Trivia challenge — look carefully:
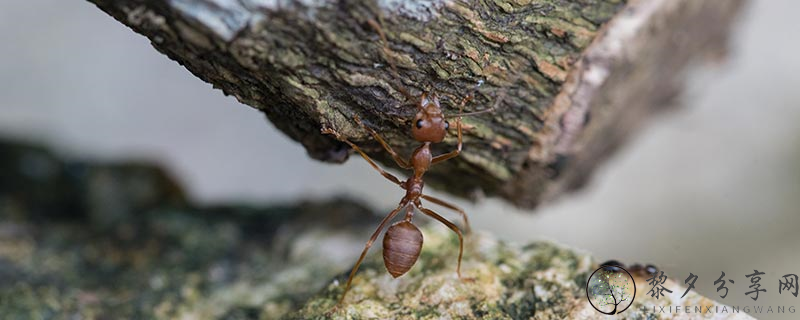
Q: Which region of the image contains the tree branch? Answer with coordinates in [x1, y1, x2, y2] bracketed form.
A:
[86, 0, 745, 208]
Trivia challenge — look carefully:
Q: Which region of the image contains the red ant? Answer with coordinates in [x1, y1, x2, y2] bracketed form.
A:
[321, 18, 498, 307]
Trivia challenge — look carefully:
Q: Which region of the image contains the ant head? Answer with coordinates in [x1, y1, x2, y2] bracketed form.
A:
[412, 93, 450, 143]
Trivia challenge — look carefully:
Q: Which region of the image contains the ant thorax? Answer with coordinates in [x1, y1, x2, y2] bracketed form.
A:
[410, 143, 432, 177]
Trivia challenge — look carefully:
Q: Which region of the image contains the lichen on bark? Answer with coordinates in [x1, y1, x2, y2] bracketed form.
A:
[86, 0, 744, 208]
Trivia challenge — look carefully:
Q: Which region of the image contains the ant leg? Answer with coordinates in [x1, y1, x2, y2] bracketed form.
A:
[322, 127, 404, 187]
[418, 206, 464, 279]
[431, 95, 470, 165]
[337, 203, 406, 305]
[421, 194, 470, 233]
[354, 115, 410, 169]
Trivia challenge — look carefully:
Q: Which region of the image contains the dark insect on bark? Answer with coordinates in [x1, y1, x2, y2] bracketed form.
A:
[320, 18, 498, 308]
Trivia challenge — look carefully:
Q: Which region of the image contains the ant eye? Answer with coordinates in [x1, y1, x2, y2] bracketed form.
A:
[416, 119, 424, 129]
[445, 121, 450, 129]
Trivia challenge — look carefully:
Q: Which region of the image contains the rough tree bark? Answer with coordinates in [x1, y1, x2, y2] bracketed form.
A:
[87, 0, 745, 208]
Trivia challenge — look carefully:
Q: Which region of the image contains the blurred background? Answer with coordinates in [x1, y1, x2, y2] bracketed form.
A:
[1, 0, 799, 318]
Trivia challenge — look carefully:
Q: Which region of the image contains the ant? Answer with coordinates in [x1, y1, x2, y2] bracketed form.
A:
[321, 18, 498, 307]
[600, 260, 659, 277]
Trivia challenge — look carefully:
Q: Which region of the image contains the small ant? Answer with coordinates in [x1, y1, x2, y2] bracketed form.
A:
[321, 18, 498, 307]
[600, 260, 659, 277]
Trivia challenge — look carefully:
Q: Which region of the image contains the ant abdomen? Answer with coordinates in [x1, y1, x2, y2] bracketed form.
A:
[383, 220, 423, 278]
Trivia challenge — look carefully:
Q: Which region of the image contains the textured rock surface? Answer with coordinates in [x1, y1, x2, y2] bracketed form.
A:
[0, 139, 750, 319]
[295, 227, 754, 319]
[0, 139, 382, 319]
[86, 0, 746, 208]
[0, 198, 377, 320]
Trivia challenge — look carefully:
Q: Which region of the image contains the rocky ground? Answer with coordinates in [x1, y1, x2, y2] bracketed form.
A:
[0, 139, 751, 319]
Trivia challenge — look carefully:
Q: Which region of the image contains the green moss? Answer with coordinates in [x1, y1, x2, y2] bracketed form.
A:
[1, 140, 748, 319]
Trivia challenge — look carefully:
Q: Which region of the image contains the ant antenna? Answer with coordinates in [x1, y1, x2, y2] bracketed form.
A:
[445, 81, 505, 118]
[450, 108, 495, 117]
[366, 18, 415, 103]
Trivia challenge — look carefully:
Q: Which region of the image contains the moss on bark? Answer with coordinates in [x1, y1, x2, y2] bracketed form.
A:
[86, 0, 744, 208]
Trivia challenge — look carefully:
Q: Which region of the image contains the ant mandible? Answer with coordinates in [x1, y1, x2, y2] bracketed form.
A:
[321, 18, 495, 306]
